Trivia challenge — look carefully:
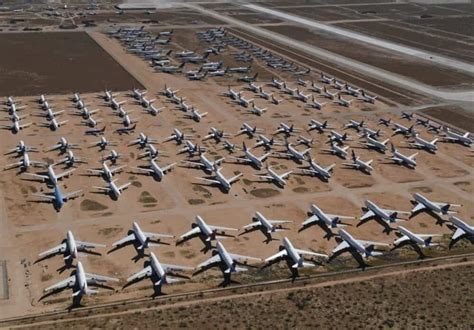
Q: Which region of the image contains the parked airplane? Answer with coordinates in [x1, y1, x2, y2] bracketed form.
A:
[86, 161, 125, 182]
[93, 179, 131, 199]
[231, 142, 269, 169]
[308, 119, 330, 133]
[182, 152, 223, 173]
[360, 200, 408, 225]
[393, 226, 440, 248]
[293, 89, 311, 103]
[322, 142, 349, 159]
[0, 118, 32, 134]
[54, 150, 86, 168]
[387, 143, 417, 168]
[378, 118, 391, 127]
[180, 215, 238, 243]
[236, 95, 254, 108]
[254, 134, 278, 150]
[306, 96, 327, 110]
[4, 152, 46, 171]
[408, 133, 438, 153]
[320, 72, 334, 84]
[321, 87, 338, 100]
[203, 127, 230, 143]
[236, 122, 262, 138]
[132, 158, 175, 181]
[47, 137, 80, 154]
[449, 216, 473, 245]
[5, 140, 38, 156]
[270, 95, 283, 105]
[297, 155, 335, 181]
[440, 127, 472, 146]
[275, 141, 310, 163]
[184, 107, 207, 122]
[401, 112, 414, 120]
[115, 124, 137, 135]
[89, 136, 116, 151]
[113, 222, 174, 251]
[336, 94, 352, 107]
[196, 165, 242, 192]
[101, 150, 124, 164]
[85, 126, 106, 136]
[129, 132, 158, 148]
[392, 122, 415, 136]
[131, 88, 147, 100]
[241, 212, 292, 241]
[177, 140, 203, 156]
[31, 185, 82, 212]
[35, 108, 64, 121]
[24, 165, 74, 186]
[331, 229, 388, 259]
[343, 151, 373, 174]
[163, 128, 193, 144]
[270, 77, 285, 89]
[274, 122, 300, 136]
[328, 130, 350, 144]
[360, 90, 377, 103]
[103, 90, 119, 102]
[39, 117, 68, 131]
[345, 120, 365, 131]
[255, 166, 292, 188]
[359, 134, 389, 153]
[38, 230, 104, 261]
[248, 103, 267, 116]
[110, 98, 126, 110]
[300, 204, 354, 232]
[410, 193, 460, 218]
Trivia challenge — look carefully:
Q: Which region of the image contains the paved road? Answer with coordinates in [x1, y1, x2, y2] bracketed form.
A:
[188, 4, 474, 103]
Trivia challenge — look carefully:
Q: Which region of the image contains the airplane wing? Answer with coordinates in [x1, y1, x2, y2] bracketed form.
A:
[359, 210, 375, 221]
[180, 227, 201, 239]
[56, 169, 75, 179]
[143, 232, 174, 239]
[208, 225, 238, 232]
[38, 243, 66, 257]
[301, 215, 318, 226]
[281, 171, 292, 178]
[85, 272, 119, 283]
[132, 166, 153, 173]
[110, 165, 126, 174]
[161, 162, 176, 172]
[196, 177, 220, 185]
[227, 253, 261, 262]
[411, 203, 426, 213]
[126, 266, 152, 282]
[452, 228, 466, 240]
[356, 239, 389, 247]
[382, 208, 410, 215]
[161, 263, 194, 272]
[44, 276, 76, 292]
[197, 254, 221, 268]
[75, 240, 106, 249]
[242, 222, 260, 230]
[265, 250, 287, 262]
[229, 156, 250, 163]
[182, 160, 203, 167]
[118, 182, 131, 191]
[31, 193, 55, 200]
[255, 175, 273, 181]
[326, 214, 355, 220]
[332, 241, 350, 254]
[393, 235, 410, 245]
[64, 190, 83, 200]
[112, 234, 135, 246]
[23, 173, 48, 180]
[268, 220, 292, 225]
[294, 248, 327, 258]
[228, 173, 243, 184]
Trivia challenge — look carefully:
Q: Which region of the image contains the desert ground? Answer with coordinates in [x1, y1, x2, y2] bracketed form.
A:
[0, 0, 472, 327]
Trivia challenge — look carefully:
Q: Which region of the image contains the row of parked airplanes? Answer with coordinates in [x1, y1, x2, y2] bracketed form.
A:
[39, 199, 473, 302]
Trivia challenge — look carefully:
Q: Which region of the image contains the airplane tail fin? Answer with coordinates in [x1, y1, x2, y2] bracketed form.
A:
[424, 237, 432, 247]
[366, 244, 375, 257]
[441, 204, 451, 214]
[390, 212, 398, 222]
[331, 217, 340, 228]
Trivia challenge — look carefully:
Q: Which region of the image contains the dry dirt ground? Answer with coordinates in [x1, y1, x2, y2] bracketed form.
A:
[0, 9, 472, 324]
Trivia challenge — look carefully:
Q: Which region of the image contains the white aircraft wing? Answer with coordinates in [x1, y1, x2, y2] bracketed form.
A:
[411, 203, 426, 213]
[196, 177, 220, 185]
[85, 272, 119, 283]
[64, 190, 83, 199]
[39, 243, 66, 257]
[382, 208, 410, 215]
[118, 182, 131, 191]
[197, 254, 221, 268]
[356, 239, 389, 247]
[301, 215, 318, 226]
[161, 163, 176, 172]
[268, 220, 293, 225]
[208, 225, 238, 232]
[112, 234, 136, 246]
[242, 222, 260, 229]
[227, 253, 261, 262]
[161, 263, 194, 271]
[143, 231, 174, 239]
[256, 175, 273, 181]
[23, 173, 48, 180]
[264, 250, 287, 262]
[332, 241, 350, 254]
[44, 276, 76, 292]
[327, 214, 355, 220]
[127, 266, 152, 282]
[182, 160, 203, 167]
[32, 193, 55, 200]
[180, 227, 201, 239]
[75, 240, 106, 249]
[133, 166, 153, 173]
[110, 165, 126, 174]
[294, 248, 327, 258]
[393, 236, 410, 245]
[359, 210, 375, 221]
[56, 168, 75, 179]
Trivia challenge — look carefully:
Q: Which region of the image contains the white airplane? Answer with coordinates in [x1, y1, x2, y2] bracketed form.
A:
[236, 122, 262, 138]
[297, 155, 335, 181]
[281, 82, 297, 95]
[270, 77, 285, 89]
[265, 237, 327, 270]
[449, 216, 473, 243]
[75, 107, 100, 120]
[0, 118, 32, 134]
[39, 230, 105, 261]
[93, 179, 131, 199]
[296, 135, 314, 147]
[309, 81, 323, 93]
[271, 94, 283, 105]
[393, 226, 440, 248]
[293, 89, 311, 103]
[345, 119, 365, 131]
[241, 212, 292, 240]
[163, 128, 193, 144]
[332, 229, 388, 258]
[308, 119, 330, 133]
[129, 132, 158, 148]
[408, 134, 438, 153]
[392, 122, 415, 136]
[223, 86, 241, 100]
[43, 261, 118, 296]
[306, 96, 327, 110]
[359, 134, 389, 153]
[196, 165, 242, 192]
[336, 94, 352, 107]
[89, 136, 117, 151]
[82, 116, 101, 128]
[297, 78, 310, 86]
[143, 104, 163, 116]
[132, 88, 147, 100]
[410, 193, 460, 217]
[184, 107, 207, 122]
[247, 82, 261, 93]
[360, 200, 408, 224]
[117, 114, 138, 128]
[126, 252, 193, 288]
[182, 152, 224, 173]
[137, 144, 164, 160]
[71, 92, 81, 103]
[231, 142, 270, 169]
[31, 185, 82, 212]
[360, 90, 377, 103]
[322, 142, 349, 159]
[35, 107, 64, 121]
[254, 134, 279, 150]
[333, 79, 345, 90]
[103, 90, 119, 102]
[5, 140, 38, 156]
[40, 117, 68, 131]
[47, 137, 80, 153]
[255, 166, 292, 187]
[359, 126, 381, 139]
[328, 130, 350, 144]
[220, 140, 238, 153]
[4, 152, 46, 171]
[322, 87, 338, 100]
[441, 127, 472, 146]
[132, 158, 175, 180]
[162, 84, 179, 98]
[345, 84, 361, 96]
[177, 140, 203, 156]
[343, 151, 374, 174]
[257, 87, 272, 100]
[388, 143, 417, 168]
[248, 103, 267, 116]
[115, 105, 130, 118]
[276, 142, 311, 163]
[24, 165, 74, 186]
[180, 215, 238, 242]
[301, 204, 354, 231]
[54, 150, 87, 168]
[203, 127, 229, 143]
[101, 150, 124, 164]
[87, 161, 126, 181]
[113, 222, 174, 250]
[110, 98, 126, 110]
[236, 95, 254, 108]
[274, 122, 300, 136]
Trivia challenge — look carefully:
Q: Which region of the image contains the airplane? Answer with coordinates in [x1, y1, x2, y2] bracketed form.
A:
[328, 130, 350, 144]
[297, 135, 314, 147]
[219, 140, 238, 154]
[336, 94, 352, 107]
[35, 108, 64, 121]
[246, 82, 260, 93]
[4, 140, 38, 156]
[195, 241, 260, 280]
[410, 193, 460, 218]
[281, 82, 297, 96]
[81, 116, 101, 128]
[4, 150, 46, 171]
[223, 86, 242, 100]
[31, 185, 82, 212]
[300, 204, 355, 232]
[257, 87, 273, 100]
[248, 103, 267, 116]
[112, 222, 174, 251]
[241, 212, 292, 241]
[275, 141, 310, 163]
[103, 90, 119, 102]
[343, 151, 374, 174]
[344, 120, 365, 131]
[226, 65, 251, 73]
[255, 166, 292, 188]
[264, 237, 327, 273]
[238, 73, 258, 83]
[75, 107, 100, 120]
[196, 165, 242, 192]
[38, 230, 104, 261]
[89, 136, 116, 151]
[177, 140, 203, 156]
[203, 127, 230, 143]
[137, 143, 165, 160]
[163, 128, 193, 144]
[359, 134, 389, 153]
[360, 200, 409, 225]
[235, 122, 262, 138]
[39, 117, 68, 131]
[47, 137, 80, 153]
[54, 150, 87, 168]
[308, 119, 330, 133]
[310, 81, 323, 93]
[156, 62, 185, 74]
[323, 143, 349, 159]
[86, 161, 126, 182]
[293, 89, 311, 103]
[43, 261, 118, 298]
[254, 134, 279, 150]
[270, 95, 283, 105]
[71, 92, 81, 103]
[85, 126, 106, 136]
[162, 84, 179, 98]
[180, 215, 238, 243]
[0, 118, 32, 134]
[236, 95, 254, 108]
[401, 112, 414, 121]
[274, 122, 300, 136]
[378, 118, 391, 127]
[449, 216, 473, 244]
[184, 108, 207, 122]
[115, 124, 137, 135]
[182, 152, 223, 173]
[129, 132, 158, 148]
[114, 105, 132, 118]
[137, 96, 156, 109]
[387, 143, 417, 168]
[230, 142, 270, 169]
[408, 133, 438, 153]
[294, 67, 311, 75]
[297, 78, 310, 86]
[360, 90, 377, 103]
[297, 154, 335, 181]
[306, 96, 327, 110]
[358, 126, 382, 139]
[132, 158, 176, 181]
[24, 165, 75, 186]
[440, 127, 472, 146]
[393, 226, 440, 248]
[101, 150, 124, 164]
[392, 122, 415, 136]
[321, 87, 338, 100]
[345, 84, 361, 96]
[188, 71, 207, 81]
[125, 252, 193, 290]
[109, 98, 126, 111]
[131, 88, 147, 100]
[93, 179, 131, 199]
[270, 77, 285, 89]
[331, 229, 389, 259]
[333, 79, 345, 90]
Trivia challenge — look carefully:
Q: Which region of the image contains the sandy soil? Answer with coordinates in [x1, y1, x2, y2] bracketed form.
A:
[421, 105, 474, 132]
